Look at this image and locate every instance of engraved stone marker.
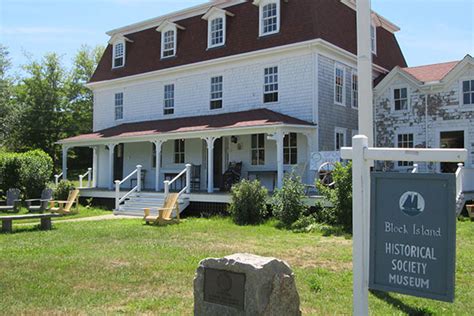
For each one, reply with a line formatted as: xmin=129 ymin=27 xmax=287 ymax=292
xmin=194 ymin=253 xmax=301 ymax=316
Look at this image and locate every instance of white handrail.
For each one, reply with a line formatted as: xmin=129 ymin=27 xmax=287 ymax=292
xmin=456 ymin=163 xmax=464 ymax=197
xmin=164 ymin=164 xmax=192 ymax=198
xmin=115 ymin=165 xmax=142 ymax=210
xmin=79 ymin=168 xmax=93 ymax=188
xmin=54 ymin=173 xmax=63 ymax=186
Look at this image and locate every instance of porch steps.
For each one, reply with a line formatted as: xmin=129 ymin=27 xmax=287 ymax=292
xmin=114 ymin=192 xmax=190 ymax=217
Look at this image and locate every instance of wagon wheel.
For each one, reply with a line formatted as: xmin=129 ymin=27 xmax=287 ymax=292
xmin=318 ymin=162 xmax=336 ymax=187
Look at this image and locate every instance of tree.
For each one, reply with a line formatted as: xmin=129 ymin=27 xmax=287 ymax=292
xmin=0 ymin=45 xmax=13 ymax=146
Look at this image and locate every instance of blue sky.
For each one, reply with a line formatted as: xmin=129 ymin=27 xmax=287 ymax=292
xmin=0 ymin=0 xmax=473 ymax=72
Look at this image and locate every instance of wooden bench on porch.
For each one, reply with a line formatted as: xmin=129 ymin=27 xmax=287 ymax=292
xmin=1 ymin=213 xmax=63 ymax=233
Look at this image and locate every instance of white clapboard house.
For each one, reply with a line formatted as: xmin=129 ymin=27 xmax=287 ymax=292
xmin=58 ymin=0 xmax=406 ymax=215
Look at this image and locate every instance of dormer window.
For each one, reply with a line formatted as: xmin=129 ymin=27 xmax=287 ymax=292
xmin=254 ymin=0 xmax=280 ymax=37
xmin=156 ymin=21 xmax=185 ymax=59
xmin=113 ymin=42 xmax=124 ymax=68
xmin=202 ymin=7 xmax=234 ymax=49
xmin=162 ymin=30 xmax=176 ymax=58
xmin=371 ymin=24 xmax=377 ymax=54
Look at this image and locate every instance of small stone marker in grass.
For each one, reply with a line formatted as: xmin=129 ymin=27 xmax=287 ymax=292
xmin=194 ymin=253 xmax=301 ymax=316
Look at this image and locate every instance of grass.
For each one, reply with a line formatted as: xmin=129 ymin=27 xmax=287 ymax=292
xmin=0 ymin=206 xmax=110 ymax=224
xmin=0 ymin=217 xmax=472 ymax=315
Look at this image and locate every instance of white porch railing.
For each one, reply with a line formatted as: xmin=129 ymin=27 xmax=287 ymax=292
xmin=79 ymin=168 xmax=92 ymax=188
xmin=411 ymin=164 xmax=419 ymax=174
xmin=115 ymin=165 xmax=142 ymax=210
xmin=54 ymin=173 xmax=63 ymax=186
xmin=456 ymin=163 xmax=464 ymax=199
xmin=164 ymin=164 xmax=192 ymax=197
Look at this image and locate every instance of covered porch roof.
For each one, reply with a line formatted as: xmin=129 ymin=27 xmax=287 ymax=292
xmin=59 ymin=109 xmax=316 ymax=146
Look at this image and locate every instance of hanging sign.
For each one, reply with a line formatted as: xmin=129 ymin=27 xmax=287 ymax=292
xmin=369 ymin=173 xmax=456 ymax=302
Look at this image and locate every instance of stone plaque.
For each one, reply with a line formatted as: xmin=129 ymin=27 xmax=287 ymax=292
xmin=204 ymin=268 xmax=246 ymax=310
xmin=370 ymin=173 xmax=456 ymax=302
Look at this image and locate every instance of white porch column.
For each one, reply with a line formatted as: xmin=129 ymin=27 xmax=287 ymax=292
xmin=107 ymin=143 xmax=116 ymax=190
xmin=62 ymin=145 xmax=69 ymax=180
xmin=91 ymin=146 xmax=98 ymax=188
xmin=153 ymin=140 xmax=164 ymax=192
xmin=275 ymin=131 xmax=285 ymax=189
xmin=203 ymin=136 xmax=217 ymax=193
xmin=303 ymin=129 xmax=318 ymax=183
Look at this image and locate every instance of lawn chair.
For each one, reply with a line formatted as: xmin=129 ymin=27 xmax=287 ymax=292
xmin=49 ymin=189 xmax=80 ymax=215
xmin=25 ymin=188 xmax=53 ymax=213
xmin=0 ymin=188 xmax=21 ymax=213
xmin=143 ymin=193 xmax=180 ymax=225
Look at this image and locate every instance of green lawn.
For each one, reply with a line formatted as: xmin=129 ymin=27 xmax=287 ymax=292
xmin=0 ymin=206 xmax=110 ymax=223
xmin=0 ymin=217 xmax=472 ymax=315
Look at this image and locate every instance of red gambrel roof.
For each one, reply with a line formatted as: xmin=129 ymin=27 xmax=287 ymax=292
xmin=60 ymin=109 xmax=315 ymax=144
xmin=402 ymin=61 xmax=460 ymax=83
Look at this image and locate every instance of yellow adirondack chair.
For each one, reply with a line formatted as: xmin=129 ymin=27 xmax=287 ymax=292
xmin=144 ymin=193 xmax=180 ymax=225
xmin=49 ymin=189 xmax=80 ymax=215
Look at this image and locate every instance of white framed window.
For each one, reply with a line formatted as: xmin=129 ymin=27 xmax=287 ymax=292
xmin=164 ymin=84 xmax=175 ymax=115
xmin=162 ymin=29 xmax=176 ymax=58
xmin=264 ymin=66 xmax=278 ymax=103
xmin=393 ymin=87 xmax=409 ymax=111
xmin=251 ymin=134 xmax=265 ymax=165
xmin=334 ymin=64 xmax=345 ymax=105
xmin=335 ymin=128 xmax=347 ymax=151
xmin=112 ymin=42 xmax=125 ymax=68
xmin=210 ymin=76 xmax=223 ymax=110
xmin=209 ymin=17 xmax=225 ymax=48
xmin=114 ymin=92 xmax=123 ymax=120
xmin=397 ymin=134 xmax=414 ymax=167
xmin=283 ymin=133 xmax=298 ymax=165
xmin=257 ymin=0 xmax=280 ymax=37
xmin=352 ymin=71 xmax=358 ymax=108
xmin=371 ymin=24 xmax=377 ymax=54
xmin=174 ymin=139 xmax=185 ymax=164
xmin=462 ymin=79 xmax=474 ymax=105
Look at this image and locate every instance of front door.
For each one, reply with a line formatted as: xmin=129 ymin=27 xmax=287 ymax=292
xmin=440 ymin=131 xmax=464 ymax=173
xmin=213 ymin=138 xmax=223 ymax=189
xmin=114 ymin=144 xmax=124 ymax=181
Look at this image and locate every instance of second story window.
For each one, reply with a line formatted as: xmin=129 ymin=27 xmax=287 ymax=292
xmin=462 ymin=80 xmax=474 ymax=105
xmin=164 ymin=84 xmax=175 ymax=115
xmin=113 ymin=42 xmax=125 ymax=68
xmin=335 ymin=65 xmax=345 ymax=105
xmin=115 ymin=92 xmax=123 ymax=120
xmin=394 ymin=87 xmax=408 ymax=111
xmin=371 ymin=24 xmax=377 ymax=54
xmin=162 ymin=30 xmax=176 ymax=58
xmin=264 ymin=66 xmax=278 ymax=103
xmin=210 ymin=76 xmax=223 ymax=110
xmin=352 ymin=71 xmax=358 ymax=108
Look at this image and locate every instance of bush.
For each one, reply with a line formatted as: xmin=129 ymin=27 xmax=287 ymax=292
xmin=0 ymin=150 xmax=53 ymax=199
xmin=272 ymin=172 xmax=308 ymax=228
xmin=314 ymin=162 xmax=353 ymax=232
xmin=54 ymin=180 xmax=76 ymax=200
xmin=228 ymin=179 xmax=268 ymax=225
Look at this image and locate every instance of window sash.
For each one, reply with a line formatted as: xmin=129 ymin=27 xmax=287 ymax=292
xmin=210 ymin=76 xmax=223 ymax=109
xmin=462 ymin=80 xmax=474 ymax=105
xmin=371 ymin=25 xmax=377 ymax=53
xmin=335 ymin=132 xmax=345 ymax=151
xmin=397 ymin=134 xmax=414 ymax=166
xmin=335 ymin=67 xmax=345 ymax=104
xmin=251 ymin=134 xmax=265 ymax=165
xmin=115 ymin=93 xmax=123 ymax=120
xmin=352 ymin=73 xmax=358 ymax=108
xmin=283 ymin=133 xmax=298 ymax=165
xmin=162 ymin=30 xmax=175 ymax=57
xmin=262 ymin=3 xmax=278 ymax=35
xmin=164 ymin=84 xmax=175 ymax=115
xmin=113 ymin=43 xmax=124 ymax=68
xmin=210 ymin=18 xmax=224 ymax=46
xmin=264 ymin=66 xmax=278 ymax=103
xmin=174 ymin=140 xmax=185 ymax=164
xmin=394 ymin=88 xmax=408 ymax=110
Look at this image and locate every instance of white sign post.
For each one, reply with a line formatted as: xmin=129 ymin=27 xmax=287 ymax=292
xmin=341 ymin=138 xmax=468 ymax=315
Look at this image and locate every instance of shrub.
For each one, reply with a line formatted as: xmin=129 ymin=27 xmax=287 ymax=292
xmin=272 ymin=172 xmax=308 ymax=228
xmin=0 ymin=150 xmax=53 ymax=199
xmin=54 ymin=180 xmax=76 ymax=200
xmin=314 ymin=162 xmax=353 ymax=232
xmin=228 ymin=179 xmax=268 ymax=225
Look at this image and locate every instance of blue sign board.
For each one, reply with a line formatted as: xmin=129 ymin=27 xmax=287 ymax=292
xmin=369 ymin=173 xmax=456 ymax=302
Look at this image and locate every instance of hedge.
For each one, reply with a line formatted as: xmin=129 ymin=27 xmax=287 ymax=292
xmin=0 ymin=150 xmax=53 ymax=199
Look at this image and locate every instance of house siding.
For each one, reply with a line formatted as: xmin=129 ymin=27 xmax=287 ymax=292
xmin=317 ymin=54 xmax=358 ymax=151
xmin=375 ymin=65 xmax=474 ymax=172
